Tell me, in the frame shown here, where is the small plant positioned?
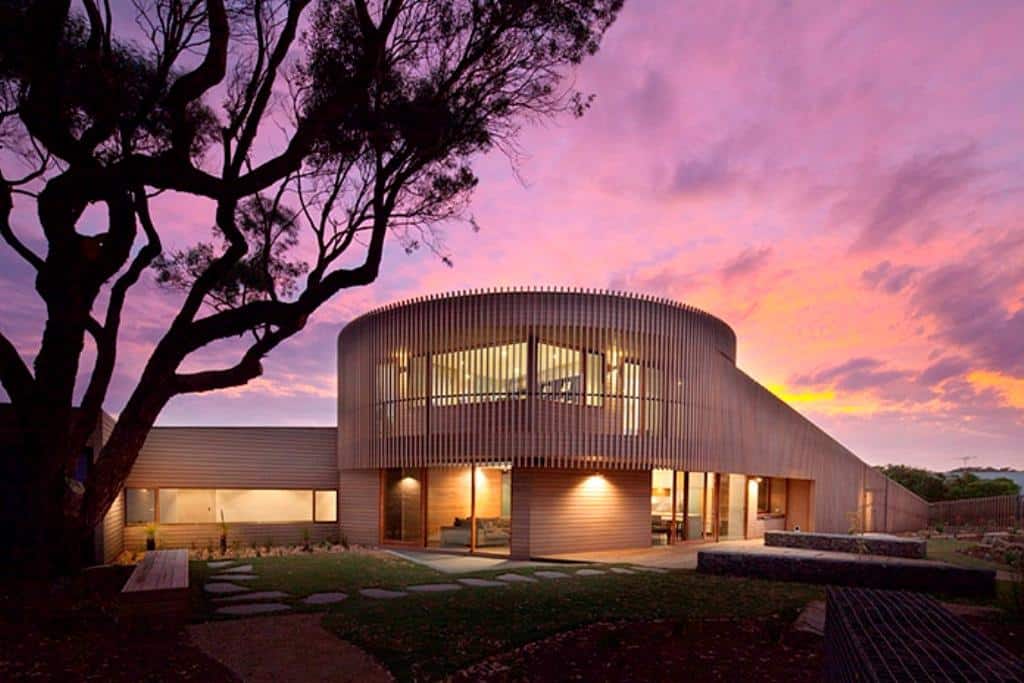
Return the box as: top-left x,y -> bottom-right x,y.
219,510 -> 229,555
340,532 -> 349,550
934,522 -> 945,534
302,527 -> 312,552
143,523 -> 158,551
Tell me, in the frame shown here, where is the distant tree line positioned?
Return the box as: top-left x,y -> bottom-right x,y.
878,465 -> 1021,502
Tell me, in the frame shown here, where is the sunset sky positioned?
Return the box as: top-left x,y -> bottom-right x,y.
2,1 -> 1023,471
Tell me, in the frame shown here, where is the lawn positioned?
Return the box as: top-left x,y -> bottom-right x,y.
320,569 -> 823,680
191,549 -> 1022,681
927,538 -> 1015,572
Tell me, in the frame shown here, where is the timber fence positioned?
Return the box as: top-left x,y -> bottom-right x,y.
928,494 -> 1023,528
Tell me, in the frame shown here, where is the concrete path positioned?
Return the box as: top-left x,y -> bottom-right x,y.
543,539 -> 761,569
386,549 -> 561,575
189,614 -> 391,683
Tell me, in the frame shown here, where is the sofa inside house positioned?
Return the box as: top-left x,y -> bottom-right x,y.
440,517 -> 511,547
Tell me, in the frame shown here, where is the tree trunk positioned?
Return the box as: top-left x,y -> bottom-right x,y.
0,439 -> 91,577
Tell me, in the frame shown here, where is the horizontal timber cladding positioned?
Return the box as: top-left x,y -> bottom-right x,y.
124,522 -> 337,553
99,489 -> 125,563
336,288 -> 929,533
128,427 -> 337,489
338,469 -> 380,545
511,468 -> 651,557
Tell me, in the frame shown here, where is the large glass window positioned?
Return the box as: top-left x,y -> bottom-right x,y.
623,361 -> 641,434
537,342 -> 582,403
160,488 -> 216,523
585,351 -> 604,406
686,472 -> 707,540
431,342 -> 528,405
315,490 -> 338,522
126,488 -> 155,524
383,468 -> 423,542
127,488 -> 336,524
427,466 -> 472,549
757,477 -> 787,516
644,366 -> 663,435
718,474 -> 747,540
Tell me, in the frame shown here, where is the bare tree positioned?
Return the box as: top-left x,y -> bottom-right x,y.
0,0 -> 621,574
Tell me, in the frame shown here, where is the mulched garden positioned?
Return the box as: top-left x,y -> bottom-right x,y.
0,567 -> 236,682
450,616 -> 824,682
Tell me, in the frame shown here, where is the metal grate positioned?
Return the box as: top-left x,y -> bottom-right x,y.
825,586 -> 1024,682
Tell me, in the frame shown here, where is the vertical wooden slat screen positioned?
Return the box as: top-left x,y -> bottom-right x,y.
336,288 -> 930,533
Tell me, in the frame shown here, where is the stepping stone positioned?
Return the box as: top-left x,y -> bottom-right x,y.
457,578 -> 506,588
221,564 -> 254,573
576,569 -> 606,576
302,592 -> 349,605
360,588 -> 407,599
207,560 -> 235,569
210,574 -> 258,581
632,566 -> 668,573
215,603 -> 291,616
610,567 -> 635,575
214,591 -> 290,603
534,571 -> 570,580
407,583 -> 462,593
204,582 -> 250,594
497,573 -> 537,583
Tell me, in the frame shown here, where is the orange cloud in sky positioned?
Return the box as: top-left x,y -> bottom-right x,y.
967,371 -> 1024,411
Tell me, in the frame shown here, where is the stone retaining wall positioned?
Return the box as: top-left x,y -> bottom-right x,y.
697,549 -> 995,597
765,530 -> 927,559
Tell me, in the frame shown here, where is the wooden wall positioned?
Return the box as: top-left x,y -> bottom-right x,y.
98,489 -> 125,562
511,467 -> 650,557
125,522 -> 336,552
337,289 -> 929,536
786,479 -> 814,532
129,427 -> 337,489
338,468 -> 379,545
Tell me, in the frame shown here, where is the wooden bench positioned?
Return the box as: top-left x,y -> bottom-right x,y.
119,549 -> 190,625
825,586 -> 1024,681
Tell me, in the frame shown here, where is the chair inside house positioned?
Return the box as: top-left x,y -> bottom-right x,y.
440,516 -> 511,548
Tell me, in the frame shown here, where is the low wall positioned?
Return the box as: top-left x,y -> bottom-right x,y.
124,522 -> 337,552
765,530 -> 926,559
697,549 -> 995,597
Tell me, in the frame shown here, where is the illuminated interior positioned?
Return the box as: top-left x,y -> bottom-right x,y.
123,487 -> 335,524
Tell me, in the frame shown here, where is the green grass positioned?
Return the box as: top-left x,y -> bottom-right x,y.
189,550 -> 444,617
321,570 -> 823,681
927,538 -> 1014,572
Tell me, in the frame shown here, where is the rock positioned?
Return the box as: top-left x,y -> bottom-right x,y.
302,592 -> 349,604
204,582 -> 250,594
215,603 -> 291,616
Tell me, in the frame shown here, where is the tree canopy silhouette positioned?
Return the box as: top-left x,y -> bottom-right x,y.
0,0 -> 622,574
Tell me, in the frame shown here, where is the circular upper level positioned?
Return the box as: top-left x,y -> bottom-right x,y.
337,288 -> 737,470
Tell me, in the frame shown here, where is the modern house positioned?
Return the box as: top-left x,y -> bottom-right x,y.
2,289 -> 930,563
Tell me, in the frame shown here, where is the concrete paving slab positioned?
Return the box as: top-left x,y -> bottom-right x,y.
214,591 -> 290,603
222,564 -> 254,573
302,592 -> 349,605
534,571 -> 570,579
215,603 -> 291,616
386,550 -> 562,575
794,600 -> 825,635
406,583 -> 463,593
632,566 -> 669,573
497,573 -> 537,583
205,582 -> 251,594
458,577 -> 507,587
359,588 -> 407,599
207,560 -> 236,569
575,569 -> 606,576
211,574 -> 258,581
609,567 -> 635,574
